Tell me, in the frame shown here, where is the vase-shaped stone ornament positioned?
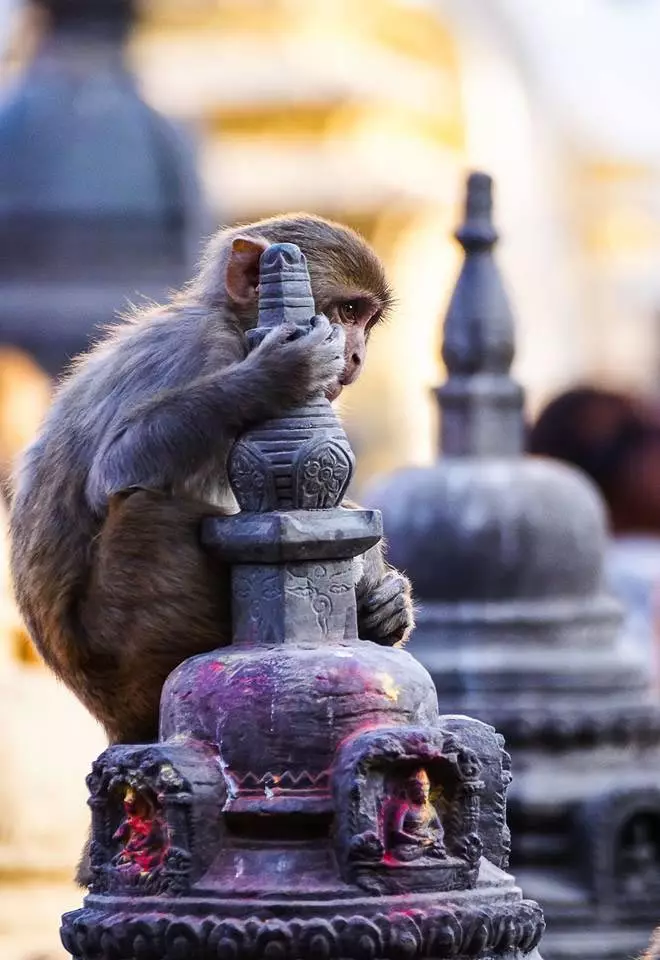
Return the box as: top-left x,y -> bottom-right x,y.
61,242 -> 544,960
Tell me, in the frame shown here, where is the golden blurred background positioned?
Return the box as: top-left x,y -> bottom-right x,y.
2,0 -> 660,956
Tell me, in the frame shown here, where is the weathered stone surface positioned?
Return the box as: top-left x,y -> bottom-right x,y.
61,240 -> 544,960
366,171 -> 660,960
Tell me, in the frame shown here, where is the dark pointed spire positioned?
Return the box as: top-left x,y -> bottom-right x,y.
437,171 -> 524,457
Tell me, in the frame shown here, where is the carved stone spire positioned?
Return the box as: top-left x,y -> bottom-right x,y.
438,171 -> 524,457
249,242 -> 317,336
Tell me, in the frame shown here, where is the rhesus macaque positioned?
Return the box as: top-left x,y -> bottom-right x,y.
9,214 -> 414,755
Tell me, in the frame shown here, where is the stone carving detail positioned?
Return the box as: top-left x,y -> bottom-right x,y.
111,784 -> 170,877
333,727 -> 483,895
493,733 -> 512,868
87,752 -> 194,896
230,413 -> 355,513
284,563 -> 354,637
385,767 -> 447,862
85,744 -> 223,897
232,566 -> 282,644
61,899 -> 545,960
227,444 -> 271,512
294,436 -> 354,508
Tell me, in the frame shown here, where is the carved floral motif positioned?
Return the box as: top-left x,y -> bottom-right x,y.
228,444 -> 270,511
295,438 -> 354,508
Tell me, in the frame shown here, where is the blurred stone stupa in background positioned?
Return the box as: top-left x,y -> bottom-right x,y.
0,0 -> 205,378
366,171 -> 660,960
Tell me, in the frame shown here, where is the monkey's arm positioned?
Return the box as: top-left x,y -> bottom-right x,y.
343,498 -> 414,647
87,320 -> 343,512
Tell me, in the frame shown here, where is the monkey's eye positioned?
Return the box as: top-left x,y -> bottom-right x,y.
338,301 -> 360,324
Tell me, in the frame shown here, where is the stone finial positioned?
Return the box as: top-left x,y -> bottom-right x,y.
437,171 -> 524,457
253,242 -> 317,333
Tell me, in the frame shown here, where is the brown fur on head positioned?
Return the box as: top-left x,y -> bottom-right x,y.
192,213 -> 393,317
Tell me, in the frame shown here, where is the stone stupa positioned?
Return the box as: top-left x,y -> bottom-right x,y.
61,240 -> 545,960
366,171 -> 660,960
0,0 -> 204,377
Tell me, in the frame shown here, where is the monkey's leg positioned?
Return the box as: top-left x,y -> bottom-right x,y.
81,489 -> 232,745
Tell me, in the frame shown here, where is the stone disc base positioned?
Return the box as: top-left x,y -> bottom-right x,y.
61,884 -> 544,959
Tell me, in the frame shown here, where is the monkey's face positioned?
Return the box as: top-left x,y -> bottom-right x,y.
322,296 -> 384,400
223,223 -> 393,398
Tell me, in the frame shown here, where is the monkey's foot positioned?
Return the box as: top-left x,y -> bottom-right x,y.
358,571 -> 414,647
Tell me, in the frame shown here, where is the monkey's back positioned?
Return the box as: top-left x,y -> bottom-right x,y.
8,308 -> 232,714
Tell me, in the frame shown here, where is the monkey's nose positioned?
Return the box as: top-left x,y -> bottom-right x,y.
351,353 -> 361,368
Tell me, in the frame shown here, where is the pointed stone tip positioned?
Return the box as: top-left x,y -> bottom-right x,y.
438,170 -> 522,457
256,241 -> 316,332
456,170 -> 497,250
260,242 -> 308,273
465,171 -> 493,221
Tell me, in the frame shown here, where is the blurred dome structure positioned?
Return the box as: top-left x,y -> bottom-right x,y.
366,172 -> 660,960
0,0 -> 204,377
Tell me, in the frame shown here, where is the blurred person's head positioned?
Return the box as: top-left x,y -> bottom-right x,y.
527,385 -> 660,536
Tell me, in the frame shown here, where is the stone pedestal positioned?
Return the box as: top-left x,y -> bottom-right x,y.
61,242 -> 544,960
366,172 -> 660,960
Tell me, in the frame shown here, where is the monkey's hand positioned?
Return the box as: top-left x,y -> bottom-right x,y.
250,315 -> 346,406
356,568 -> 415,647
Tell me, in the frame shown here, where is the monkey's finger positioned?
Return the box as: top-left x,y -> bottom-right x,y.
305,315 -> 334,344
275,321 -> 304,343
360,594 -> 407,634
329,323 -> 346,346
361,577 -> 405,615
309,314 -> 329,330
368,609 -> 411,644
257,322 -> 301,351
359,613 -> 407,647
380,609 -> 411,637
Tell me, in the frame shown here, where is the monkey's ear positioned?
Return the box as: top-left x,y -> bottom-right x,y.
225,236 -> 270,305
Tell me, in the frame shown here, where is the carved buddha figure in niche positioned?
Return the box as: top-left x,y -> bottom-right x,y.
112,785 -> 169,875
387,768 -> 446,862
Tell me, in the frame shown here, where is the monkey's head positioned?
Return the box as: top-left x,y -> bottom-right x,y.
194,214 -> 394,400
